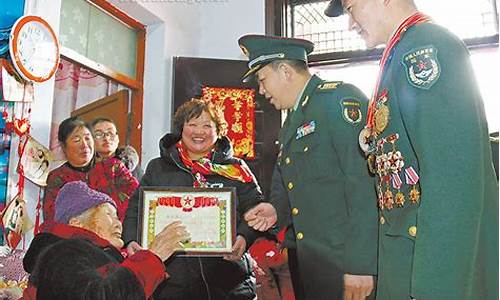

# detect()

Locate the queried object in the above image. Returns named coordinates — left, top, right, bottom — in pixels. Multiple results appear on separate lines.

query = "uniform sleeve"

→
left=235, top=160, right=265, bottom=248
left=328, top=85, right=378, bottom=275
left=396, top=35, right=498, bottom=299
left=269, top=163, right=292, bottom=231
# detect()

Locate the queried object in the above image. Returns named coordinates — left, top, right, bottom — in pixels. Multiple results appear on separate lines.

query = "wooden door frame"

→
left=59, top=0, right=145, bottom=159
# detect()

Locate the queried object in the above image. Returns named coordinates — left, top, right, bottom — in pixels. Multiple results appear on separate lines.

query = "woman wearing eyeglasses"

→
left=90, top=117, right=143, bottom=180
left=42, top=117, right=139, bottom=226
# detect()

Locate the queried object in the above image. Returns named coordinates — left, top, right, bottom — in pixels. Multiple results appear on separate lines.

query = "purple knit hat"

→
left=54, top=181, right=116, bottom=224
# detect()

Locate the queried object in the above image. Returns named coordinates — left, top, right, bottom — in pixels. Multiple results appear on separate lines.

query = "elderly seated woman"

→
left=21, top=181, right=189, bottom=300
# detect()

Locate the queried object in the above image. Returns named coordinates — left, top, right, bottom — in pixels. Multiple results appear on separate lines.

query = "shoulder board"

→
left=317, top=81, right=343, bottom=91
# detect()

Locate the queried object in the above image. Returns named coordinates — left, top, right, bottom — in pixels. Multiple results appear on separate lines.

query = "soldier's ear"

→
left=277, top=63, right=292, bottom=80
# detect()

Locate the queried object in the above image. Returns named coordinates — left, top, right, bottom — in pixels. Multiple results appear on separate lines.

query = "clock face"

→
left=9, top=16, right=60, bottom=82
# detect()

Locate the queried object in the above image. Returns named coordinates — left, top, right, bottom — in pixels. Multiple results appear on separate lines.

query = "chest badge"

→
left=296, top=120, right=316, bottom=140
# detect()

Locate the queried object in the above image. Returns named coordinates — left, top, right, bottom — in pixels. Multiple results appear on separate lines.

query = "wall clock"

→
left=9, top=15, right=59, bottom=83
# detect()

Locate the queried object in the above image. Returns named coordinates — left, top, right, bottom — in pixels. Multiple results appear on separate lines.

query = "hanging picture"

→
left=202, top=86, right=256, bottom=160
left=0, top=60, right=34, bottom=102
left=19, top=135, right=53, bottom=187
left=1, top=195, right=33, bottom=249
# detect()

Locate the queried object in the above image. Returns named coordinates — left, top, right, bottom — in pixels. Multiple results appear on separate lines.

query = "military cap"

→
left=238, top=34, right=314, bottom=82
left=324, top=0, right=344, bottom=17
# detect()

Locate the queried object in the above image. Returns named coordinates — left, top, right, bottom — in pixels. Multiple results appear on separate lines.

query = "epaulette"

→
left=317, top=81, right=343, bottom=91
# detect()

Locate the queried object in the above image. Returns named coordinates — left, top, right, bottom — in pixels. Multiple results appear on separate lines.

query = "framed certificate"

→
left=139, top=187, right=236, bottom=255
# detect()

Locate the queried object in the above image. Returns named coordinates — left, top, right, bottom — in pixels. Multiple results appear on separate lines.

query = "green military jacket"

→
left=373, top=22, right=498, bottom=300
left=270, top=75, right=378, bottom=299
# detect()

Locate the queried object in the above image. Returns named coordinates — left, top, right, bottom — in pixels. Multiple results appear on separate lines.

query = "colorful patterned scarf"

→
left=176, top=141, right=253, bottom=187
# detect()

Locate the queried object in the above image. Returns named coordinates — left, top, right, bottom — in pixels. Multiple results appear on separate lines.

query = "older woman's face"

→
left=63, top=126, right=94, bottom=167
left=87, top=203, right=123, bottom=249
left=182, top=110, right=218, bottom=160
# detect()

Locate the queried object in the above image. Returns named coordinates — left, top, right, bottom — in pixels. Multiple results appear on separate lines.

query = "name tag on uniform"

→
left=296, top=120, right=316, bottom=140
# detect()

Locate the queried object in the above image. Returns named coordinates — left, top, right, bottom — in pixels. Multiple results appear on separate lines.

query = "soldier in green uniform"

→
left=325, top=0, right=499, bottom=299
left=239, top=34, right=378, bottom=300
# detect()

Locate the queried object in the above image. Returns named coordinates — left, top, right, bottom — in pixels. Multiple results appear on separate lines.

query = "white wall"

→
left=111, top=0, right=265, bottom=165
left=5, top=0, right=62, bottom=245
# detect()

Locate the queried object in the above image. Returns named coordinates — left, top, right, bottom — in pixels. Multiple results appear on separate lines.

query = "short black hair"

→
left=90, top=117, right=115, bottom=130
left=58, top=117, right=91, bottom=146
left=270, top=59, right=309, bottom=73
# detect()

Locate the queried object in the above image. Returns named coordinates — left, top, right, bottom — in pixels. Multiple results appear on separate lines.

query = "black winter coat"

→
left=123, top=134, right=263, bottom=300
left=23, top=224, right=166, bottom=300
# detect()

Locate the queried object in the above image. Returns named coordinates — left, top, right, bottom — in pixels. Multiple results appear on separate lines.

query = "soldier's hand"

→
left=149, top=220, right=190, bottom=261
left=223, top=235, right=246, bottom=261
left=343, top=274, right=374, bottom=300
left=243, top=203, right=277, bottom=231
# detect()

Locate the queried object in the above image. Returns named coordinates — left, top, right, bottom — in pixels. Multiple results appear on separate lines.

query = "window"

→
left=57, top=0, right=146, bottom=154
left=269, top=0, right=500, bottom=132
left=287, top=0, right=499, bottom=57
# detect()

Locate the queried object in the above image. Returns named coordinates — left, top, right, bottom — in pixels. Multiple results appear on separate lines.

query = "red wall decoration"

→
left=202, top=86, right=255, bottom=160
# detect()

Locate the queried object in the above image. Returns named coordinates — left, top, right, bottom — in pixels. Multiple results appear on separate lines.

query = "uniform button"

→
left=285, top=157, right=291, bottom=164
left=291, top=207, right=299, bottom=216
left=408, top=226, right=417, bottom=237
left=296, top=232, right=304, bottom=240
left=379, top=216, right=385, bottom=224
left=288, top=182, right=294, bottom=190
left=303, top=146, right=309, bottom=152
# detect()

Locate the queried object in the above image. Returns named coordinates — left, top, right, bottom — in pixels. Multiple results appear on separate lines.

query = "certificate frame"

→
left=139, top=187, right=236, bottom=256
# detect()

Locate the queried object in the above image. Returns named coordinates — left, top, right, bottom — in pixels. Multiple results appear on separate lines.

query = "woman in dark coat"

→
left=21, top=181, right=189, bottom=300
left=123, top=98, right=264, bottom=300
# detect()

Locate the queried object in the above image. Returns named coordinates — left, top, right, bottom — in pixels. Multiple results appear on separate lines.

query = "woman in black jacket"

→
left=123, top=98, right=264, bottom=300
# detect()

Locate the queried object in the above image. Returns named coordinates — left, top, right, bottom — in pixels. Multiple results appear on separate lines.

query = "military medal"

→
left=392, top=173, right=405, bottom=206
left=374, top=104, right=389, bottom=135
left=409, top=187, right=420, bottom=203
left=367, top=153, right=377, bottom=174
left=358, top=127, right=375, bottom=155
left=378, top=186, right=385, bottom=210
left=405, top=167, right=420, bottom=204
left=384, top=189, right=394, bottom=210
left=388, top=151, right=404, bottom=173
left=395, top=192, right=405, bottom=206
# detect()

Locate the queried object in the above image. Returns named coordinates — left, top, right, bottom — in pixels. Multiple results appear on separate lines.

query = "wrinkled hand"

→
left=343, top=274, right=374, bottom=300
left=149, top=220, right=190, bottom=261
left=223, top=235, right=246, bottom=261
left=126, top=241, right=143, bottom=256
left=243, top=203, right=277, bottom=231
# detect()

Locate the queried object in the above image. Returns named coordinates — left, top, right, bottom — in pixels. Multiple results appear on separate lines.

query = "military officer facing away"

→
left=325, top=0, right=499, bottom=299
left=240, top=34, right=378, bottom=300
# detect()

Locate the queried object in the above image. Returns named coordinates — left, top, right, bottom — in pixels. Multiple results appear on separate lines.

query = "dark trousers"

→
left=287, top=248, right=305, bottom=300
